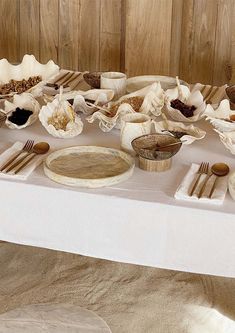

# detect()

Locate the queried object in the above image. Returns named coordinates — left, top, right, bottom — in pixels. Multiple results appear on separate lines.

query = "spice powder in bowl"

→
left=107, top=96, right=144, bottom=117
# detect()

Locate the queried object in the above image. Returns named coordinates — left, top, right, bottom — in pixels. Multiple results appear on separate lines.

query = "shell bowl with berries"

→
left=39, top=98, right=83, bottom=138
left=164, top=85, right=206, bottom=122
left=4, top=93, right=40, bottom=129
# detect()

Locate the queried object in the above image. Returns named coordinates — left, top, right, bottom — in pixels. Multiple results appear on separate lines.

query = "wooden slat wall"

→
left=0, top=0, right=235, bottom=85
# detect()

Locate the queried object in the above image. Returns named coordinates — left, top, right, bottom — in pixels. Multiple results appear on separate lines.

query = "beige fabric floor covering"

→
left=0, top=241, right=234, bottom=333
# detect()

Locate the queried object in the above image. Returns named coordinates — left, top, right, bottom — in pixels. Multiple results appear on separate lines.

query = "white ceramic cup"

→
left=101, top=72, right=127, bottom=100
left=120, top=113, right=152, bottom=155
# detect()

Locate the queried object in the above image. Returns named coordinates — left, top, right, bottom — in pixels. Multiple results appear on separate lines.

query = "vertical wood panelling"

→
left=100, top=0, right=121, bottom=71
left=170, top=0, right=183, bottom=76
left=179, top=0, right=195, bottom=84
left=190, top=0, right=218, bottom=84
left=19, top=0, right=40, bottom=59
left=213, top=0, right=234, bottom=85
left=1, top=0, right=235, bottom=85
left=58, top=0, right=79, bottom=70
left=79, top=0, right=100, bottom=71
left=0, top=0, right=19, bottom=62
left=40, top=0, right=59, bottom=64
left=125, top=0, right=173, bottom=77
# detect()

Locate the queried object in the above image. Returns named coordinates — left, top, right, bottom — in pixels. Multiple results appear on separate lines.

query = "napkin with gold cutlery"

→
left=190, top=83, right=227, bottom=105
left=175, top=163, right=228, bottom=205
left=0, top=142, right=46, bottom=180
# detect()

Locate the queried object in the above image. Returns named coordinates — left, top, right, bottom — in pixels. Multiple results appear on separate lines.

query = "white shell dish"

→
left=153, top=120, right=206, bottom=144
left=87, top=82, right=165, bottom=132
left=164, top=85, right=206, bottom=122
left=62, top=89, right=114, bottom=115
left=39, top=98, right=83, bottom=138
left=44, top=146, right=135, bottom=188
left=204, top=99, right=235, bottom=132
left=0, top=54, right=59, bottom=84
left=126, top=75, right=188, bottom=93
left=4, top=93, right=40, bottom=129
left=214, top=129, right=235, bottom=154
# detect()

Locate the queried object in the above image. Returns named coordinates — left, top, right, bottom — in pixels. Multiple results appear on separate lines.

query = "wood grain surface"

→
left=40, top=0, right=59, bottom=64
left=19, top=0, right=40, bottom=59
left=0, top=0, right=235, bottom=85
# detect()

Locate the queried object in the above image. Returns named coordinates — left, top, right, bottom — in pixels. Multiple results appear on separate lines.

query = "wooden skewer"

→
left=86, top=101, right=112, bottom=114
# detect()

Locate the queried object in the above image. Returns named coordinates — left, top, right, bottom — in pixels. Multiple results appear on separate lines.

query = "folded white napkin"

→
left=0, top=142, right=46, bottom=181
left=175, top=163, right=228, bottom=205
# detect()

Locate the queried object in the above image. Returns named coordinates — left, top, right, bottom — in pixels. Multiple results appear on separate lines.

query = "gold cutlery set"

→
left=0, top=140, right=50, bottom=175
left=189, top=161, right=229, bottom=198
left=46, top=71, right=83, bottom=91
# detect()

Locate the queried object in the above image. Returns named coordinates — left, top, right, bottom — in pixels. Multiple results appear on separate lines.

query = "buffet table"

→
left=0, top=118, right=235, bottom=278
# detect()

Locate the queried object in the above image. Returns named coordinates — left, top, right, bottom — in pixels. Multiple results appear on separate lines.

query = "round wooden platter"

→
left=44, top=146, right=135, bottom=188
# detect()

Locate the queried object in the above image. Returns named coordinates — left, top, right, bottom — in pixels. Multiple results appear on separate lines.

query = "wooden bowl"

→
left=226, top=85, right=235, bottom=103
left=131, top=134, right=182, bottom=161
left=83, top=72, right=102, bottom=89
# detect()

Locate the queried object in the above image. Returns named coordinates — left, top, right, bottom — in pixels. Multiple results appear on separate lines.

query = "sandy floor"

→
left=0, top=241, right=234, bottom=332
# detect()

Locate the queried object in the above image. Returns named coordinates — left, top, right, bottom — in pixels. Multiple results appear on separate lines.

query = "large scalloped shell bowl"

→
left=4, top=93, right=40, bottom=129
left=153, top=120, right=206, bottom=145
left=214, top=129, right=235, bottom=154
left=205, top=99, right=235, bottom=132
left=164, top=85, right=206, bottom=122
left=87, top=82, right=165, bottom=132
left=0, top=54, right=59, bottom=84
left=39, top=99, right=83, bottom=138
left=62, top=89, right=114, bottom=115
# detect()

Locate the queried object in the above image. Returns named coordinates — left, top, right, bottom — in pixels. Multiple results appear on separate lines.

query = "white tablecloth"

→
left=0, top=118, right=235, bottom=278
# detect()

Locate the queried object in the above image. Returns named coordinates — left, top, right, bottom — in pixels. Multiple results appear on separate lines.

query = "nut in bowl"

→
left=165, top=85, right=206, bottom=122
left=132, top=134, right=182, bottom=172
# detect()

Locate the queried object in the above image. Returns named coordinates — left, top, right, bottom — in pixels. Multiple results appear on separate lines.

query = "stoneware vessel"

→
left=101, top=72, right=127, bottom=100
left=120, top=113, right=152, bottom=155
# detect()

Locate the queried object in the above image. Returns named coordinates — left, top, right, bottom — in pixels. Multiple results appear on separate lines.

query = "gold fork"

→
left=189, top=162, right=209, bottom=196
left=0, top=140, right=34, bottom=172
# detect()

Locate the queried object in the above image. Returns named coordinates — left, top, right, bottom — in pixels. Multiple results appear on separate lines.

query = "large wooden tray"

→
left=44, top=146, right=135, bottom=188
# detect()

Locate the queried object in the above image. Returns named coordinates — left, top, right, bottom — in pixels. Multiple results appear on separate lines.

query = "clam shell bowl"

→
left=164, top=85, right=206, bottom=122
left=0, top=54, right=59, bottom=84
left=39, top=99, right=83, bottom=138
left=87, top=82, right=165, bottom=132
left=205, top=99, right=235, bottom=132
left=4, top=93, right=40, bottom=129
left=62, top=89, right=114, bottom=115
left=131, top=134, right=182, bottom=161
left=214, top=129, right=235, bottom=155
left=153, top=120, right=206, bottom=144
